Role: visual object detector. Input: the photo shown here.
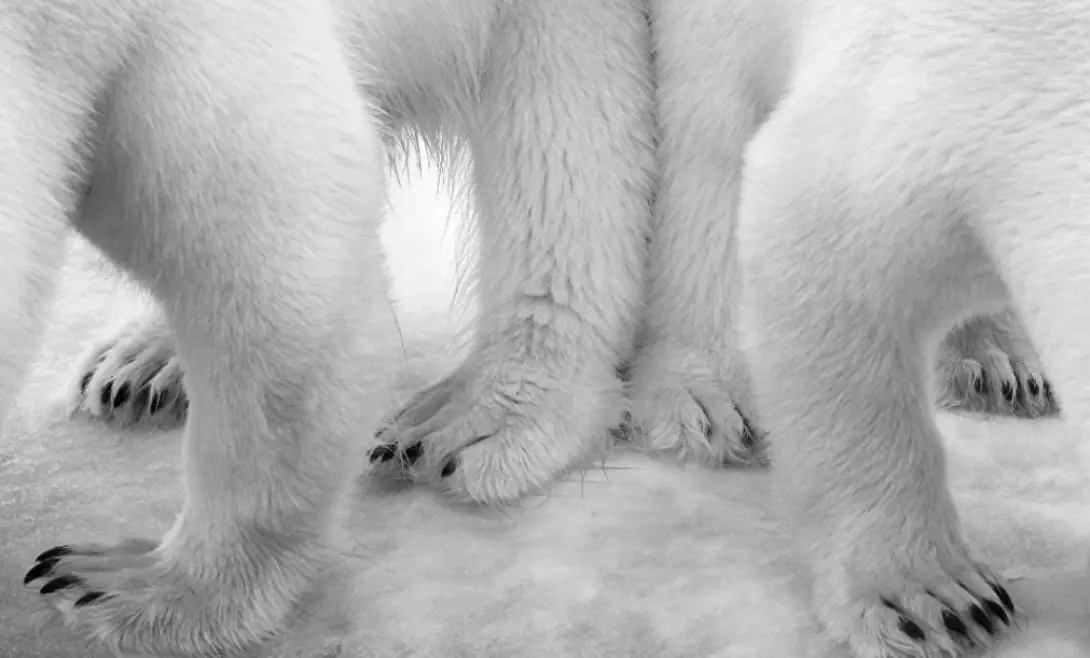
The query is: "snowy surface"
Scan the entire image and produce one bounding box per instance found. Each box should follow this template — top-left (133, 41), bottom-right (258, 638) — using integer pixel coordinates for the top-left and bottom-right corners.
top-left (3, 170), bottom-right (1090, 658)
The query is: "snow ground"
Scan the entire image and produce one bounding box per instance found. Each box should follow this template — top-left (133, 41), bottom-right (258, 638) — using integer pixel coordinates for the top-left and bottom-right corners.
top-left (2, 170), bottom-right (1090, 658)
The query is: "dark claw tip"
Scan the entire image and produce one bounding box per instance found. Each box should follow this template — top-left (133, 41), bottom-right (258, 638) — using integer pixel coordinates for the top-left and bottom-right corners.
top-left (24, 558), bottom-right (60, 585)
top-left (440, 458), bottom-right (457, 478)
top-left (898, 617), bottom-right (926, 641)
top-left (992, 583), bottom-right (1015, 613)
top-left (39, 574), bottom-right (83, 595)
top-left (1028, 378), bottom-right (1040, 396)
top-left (969, 604), bottom-right (996, 635)
top-left (79, 372), bottom-right (93, 397)
top-left (941, 609), bottom-right (969, 637)
top-left (985, 599), bottom-right (1011, 626)
top-left (1001, 381), bottom-right (1015, 402)
top-left (74, 591), bottom-right (106, 607)
top-left (35, 546), bottom-right (72, 563)
top-left (463, 434), bottom-right (493, 449)
top-left (403, 441), bottom-right (423, 463)
top-left (113, 382), bottom-right (131, 407)
top-left (368, 444), bottom-right (397, 464)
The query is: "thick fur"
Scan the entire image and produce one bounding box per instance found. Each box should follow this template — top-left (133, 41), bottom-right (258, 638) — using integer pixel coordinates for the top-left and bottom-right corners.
top-left (729, 0), bottom-right (1090, 656)
top-left (67, 0), bottom-right (658, 506)
top-left (9, 0), bottom-right (392, 655)
top-left (70, 0), bottom-right (1049, 503)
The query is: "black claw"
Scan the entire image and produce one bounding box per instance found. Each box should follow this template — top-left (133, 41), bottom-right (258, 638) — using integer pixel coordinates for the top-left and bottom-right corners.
top-left (74, 591), bottom-right (107, 607)
top-left (972, 376), bottom-right (987, 396)
top-left (113, 382), bottom-right (131, 407)
top-left (1027, 378), bottom-right (1040, 396)
top-left (991, 583), bottom-right (1015, 613)
top-left (440, 458), bottom-right (457, 478)
top-left (735, 405), bottom-right (757, 449)
top-left (984, 599), bottom-right (1010, 626)
top-left (369, 444), bottom-right (397, 464)
top-left (99, 382), bottom-right (113, 408)
top-left (1043, 380), bottom-right (1055, 404)
top-left (403, 441), bottom-right (424, 464)
top-left (24, 557), bottom-right (60, 585)
top-left (969, 604), bottom-right (995, 635)
top-left (1001, 381), bottom-right (1015, 402)
top-left (39, 574), bottom-right (83, 595)
top-left (79, 371), bottom-right (93, 397)
top-left (463, 434), bottom-right (492, 449)
top-left (942, 609), bottom-right (970, 638)
top-left (149, 391), bottom-right (165, 415)
top-left (133, 386), bottom-right (151, 415)
top-left (898, 617), bottom-right (926, 641)
top-left (35, 545), bottom-right (72, 563)
top-left (693, 399), bottom-right (714, 438)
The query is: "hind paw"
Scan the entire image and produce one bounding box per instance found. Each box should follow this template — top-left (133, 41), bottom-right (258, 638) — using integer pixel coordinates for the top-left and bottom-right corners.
top-left (67, 310), bottom-right (188, 428)
top-left (23, 532), bottom-right (318, 657)
top-left (814, 536), bottom-right (1023, 657)
top-left (624, 341), bottom-right (766, 466)
top-left (936, 313), bottom-right (1057, 418)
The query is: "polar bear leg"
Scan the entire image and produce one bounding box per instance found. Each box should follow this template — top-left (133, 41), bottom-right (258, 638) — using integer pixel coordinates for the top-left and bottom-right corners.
top-left (24, 3), bottom-right (392, 654)
top-left (737, 66), bottom-right (1021, 656)
top-left (623, 0), bottom-right (787, 468)
top-left (372, 0), bottom-right (655, 504)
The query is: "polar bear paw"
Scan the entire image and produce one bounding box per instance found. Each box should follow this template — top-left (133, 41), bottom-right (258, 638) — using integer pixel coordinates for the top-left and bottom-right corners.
top-left (935, 314), bottom-right (1057, 419)
top-left (67, 311), bottom-right (187, 429)
top-left (623, 341), bottom-right (766, 467)
top-left (368, 351), bottom-right (624, 505)
top-left (816, 544), bottom-right (1022, 658)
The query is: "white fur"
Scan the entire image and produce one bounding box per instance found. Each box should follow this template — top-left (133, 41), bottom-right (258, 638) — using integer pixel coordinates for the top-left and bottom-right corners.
top-left (67, 0), bottom-right (658, 506)
top-left (10, 0), bottom-right (659, 652)
top-left (11, 0), bottom-right (390, 655)
top-left (728, 0), bottom-right (1090, 655)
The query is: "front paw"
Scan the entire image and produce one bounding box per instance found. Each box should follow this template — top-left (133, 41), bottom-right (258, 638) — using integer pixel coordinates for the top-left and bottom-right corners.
top-left (25, 536), bottom-right (318, 656)
top-left (811, 538), bottom-right (1022, 657)
top-left (624, 341), bottom-right (766, 466)
top-left (369, 353), bottom-right (623, 504)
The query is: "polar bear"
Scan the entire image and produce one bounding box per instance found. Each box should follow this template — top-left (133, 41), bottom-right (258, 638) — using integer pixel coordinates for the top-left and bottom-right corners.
top-left (68, 0), bottom-right (657, 506)
top-left (10, 1), bottom-right (388, 656)
top-left (69, 0), bottom-right (1054, 505)
top-left (11, 0), bottom-right (653, 655)
top-left (718, 0), bottom-right (1089, 655)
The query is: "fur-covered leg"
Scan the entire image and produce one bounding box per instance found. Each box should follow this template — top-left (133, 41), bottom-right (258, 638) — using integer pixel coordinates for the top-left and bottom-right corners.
top-left (737, 75), bottom-right (1021, 658)
top-left (24, 2), bottom-right (389, 654)
top-left (371, 0), bottom-right (654, 504)
top-left (624, 0), bottom-right (778, 467)
top-left (0, 37), bottom-right (83, 428)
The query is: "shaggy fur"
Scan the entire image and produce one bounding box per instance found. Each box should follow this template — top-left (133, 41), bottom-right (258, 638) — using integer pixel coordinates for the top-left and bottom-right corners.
top-left (725, 1), bottom-right (1090, 656)
top-left (68, 0), bottom-right (1053, 512)
top-left (6, 202), bottom-right (1090, 658)
top-left (5, 1), bottom-right (657, 654)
